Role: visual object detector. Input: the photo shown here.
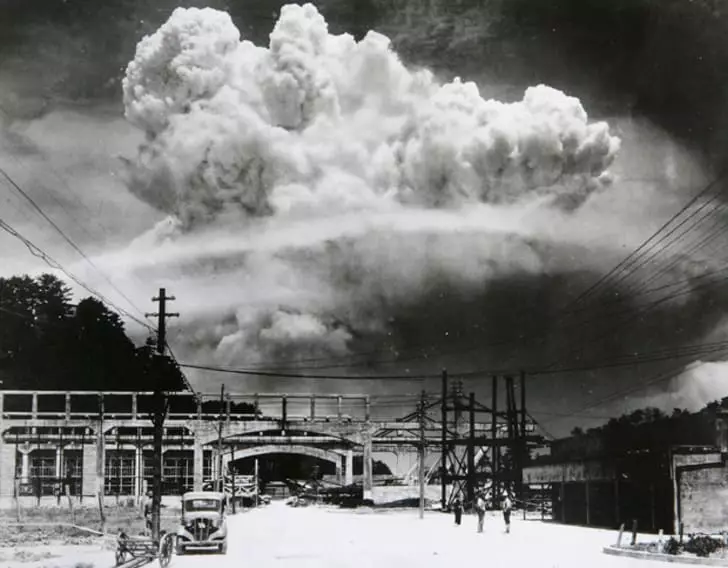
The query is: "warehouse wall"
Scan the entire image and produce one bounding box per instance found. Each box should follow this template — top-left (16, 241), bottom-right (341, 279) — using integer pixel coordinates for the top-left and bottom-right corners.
top-left (678, 462), bottom-right (728, 534)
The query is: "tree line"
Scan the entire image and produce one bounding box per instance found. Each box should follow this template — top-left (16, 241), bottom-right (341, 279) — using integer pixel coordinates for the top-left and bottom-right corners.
top-left (565, 402), bottom-right (726, 458)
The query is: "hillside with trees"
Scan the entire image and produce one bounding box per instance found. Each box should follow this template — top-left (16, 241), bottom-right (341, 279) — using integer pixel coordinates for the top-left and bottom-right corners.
top-left (0, 272), bottom-right (186, 391)
top-left (556, 402), bottom-right (726, 461)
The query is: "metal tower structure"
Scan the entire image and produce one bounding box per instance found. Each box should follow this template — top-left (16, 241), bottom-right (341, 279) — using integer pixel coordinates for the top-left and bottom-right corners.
top-left (435, 370), bottom-right (545, 511)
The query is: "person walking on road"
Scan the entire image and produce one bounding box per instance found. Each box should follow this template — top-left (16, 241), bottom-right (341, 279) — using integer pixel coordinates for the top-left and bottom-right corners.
top-left (453, 498), bottom-right (463, 526)
top-left (502, 494), bottom-right (512, 534)
top-left (143, 490), bottom-right (153, 535)
top-left (475, 492), bottom-right (486, 533)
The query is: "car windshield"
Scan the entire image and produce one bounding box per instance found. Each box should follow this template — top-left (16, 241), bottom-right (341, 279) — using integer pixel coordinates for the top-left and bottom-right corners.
top-left (184, 498), bottom-right (221, 512)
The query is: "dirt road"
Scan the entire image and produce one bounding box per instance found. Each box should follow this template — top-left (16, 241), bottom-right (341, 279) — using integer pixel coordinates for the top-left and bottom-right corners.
top-left (171, 501), bottom-right (677, 568)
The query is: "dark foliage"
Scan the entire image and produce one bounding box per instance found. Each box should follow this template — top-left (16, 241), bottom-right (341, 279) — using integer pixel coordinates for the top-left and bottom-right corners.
top-left (664, 537), bottom-right (680, 555)
top-left (555, 404), bottom-right (723, 462)
top-left (0, 273), bottom-right (187, 392)
top-left (684, 535), bottom-right (722, 558)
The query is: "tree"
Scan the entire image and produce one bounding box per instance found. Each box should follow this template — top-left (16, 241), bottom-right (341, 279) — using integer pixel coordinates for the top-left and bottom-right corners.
top-left (0, 272), bottom-right (189, 392)
top-left (0, 273), bottom-right (72, 385)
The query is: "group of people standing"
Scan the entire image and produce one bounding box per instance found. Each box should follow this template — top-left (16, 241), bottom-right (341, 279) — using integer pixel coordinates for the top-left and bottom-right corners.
top-left (452, 492), bottom-right (512, 534)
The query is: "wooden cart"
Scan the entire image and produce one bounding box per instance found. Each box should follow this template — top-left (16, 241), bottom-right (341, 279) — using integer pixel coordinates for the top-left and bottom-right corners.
top-left (115, 531), bottom-right (175, 568)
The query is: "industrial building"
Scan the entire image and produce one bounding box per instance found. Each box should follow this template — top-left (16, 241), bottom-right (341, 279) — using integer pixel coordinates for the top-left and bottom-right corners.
top-left (523, 413), bottom-right (728, 534)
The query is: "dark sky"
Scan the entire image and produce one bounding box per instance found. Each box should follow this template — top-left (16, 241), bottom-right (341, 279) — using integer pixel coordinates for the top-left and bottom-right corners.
top-left (2, 0), bottom-right (728, 437)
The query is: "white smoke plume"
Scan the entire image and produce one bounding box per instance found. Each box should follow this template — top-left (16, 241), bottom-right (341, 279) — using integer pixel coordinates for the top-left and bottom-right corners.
top-left (117, 3), bottom-right (622, 369)
top-left (625, 361), bottom-right (728, 415)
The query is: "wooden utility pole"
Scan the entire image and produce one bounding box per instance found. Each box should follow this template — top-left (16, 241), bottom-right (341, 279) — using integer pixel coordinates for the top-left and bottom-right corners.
top-left (231, 445), bottom-right (236, 514)
top-left (520, 371), bottom-right (527, 517)
top-left (491, 376), bottom-right (499, 509)
top-left (254, 459), bottom-right (259, 508)
top-left (419, 390), bottom-right (426, 520)
top-left (217, 384), bottom-right (225, 493)
top-left (145, 288), bottom-right (178, 543)
top-left (440, 369), bottom-right (448, 511)
top-left (467, 392), bottom-right (476, 505)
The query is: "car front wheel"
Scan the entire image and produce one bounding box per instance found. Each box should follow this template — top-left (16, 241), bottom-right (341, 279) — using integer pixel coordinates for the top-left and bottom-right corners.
top-left (219, 542), bottom-right (227, 555)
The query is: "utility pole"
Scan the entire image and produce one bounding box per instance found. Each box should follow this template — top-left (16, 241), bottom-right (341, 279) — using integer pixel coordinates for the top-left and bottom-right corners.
top-left (230, 445), bottom-right (236, 514)
top-left (491, 376), bottom-right (499, 510)
top-left (440, 369), bottom-right (448, 511)
top-left (467, 392), bottom-right (476, 505)
top-left (217, 384), bottom-right (225, 493)
top-left (254, 459), bottom-right (259, 508)
top-left (145, 288), bottom-right (179, 543)
top-left (419, 390), bottom-right (427, 520)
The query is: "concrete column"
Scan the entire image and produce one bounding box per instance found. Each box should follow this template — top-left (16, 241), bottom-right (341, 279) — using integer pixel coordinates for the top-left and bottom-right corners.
top-left (131, 394), bottom-right (138, 421)
top-left (192, 437), bottom-right (205, 491)
top-left (221, 452), bottom-right (232, 475)
top-left (55, 446), bottom-right (63, 479)
top-left (345, 449), bottom-right (353, 486)
top-left (310, 397), bottom-right (316, 421)
top-left (96, 423), bottom-right (105, 502)
top-left (337, 397), bottom-right (342, 421)
top-left (82, 439), bottom-right (98, 498)
top-left (20, 449), bottom-right (30, 482)
top-left (364, 396), bottom-right (370, 422)
top-left (0, 392), bottom-right (7, 499)
top-left (585, 480), bottom-right (591, 526)
top-left (0, 432), bottom-right (15, 499)
top-left (336, 456), bottom-right (343, 484)
top-left (31, 392), bottom-right (38, 420)
top-left (363, 429), bottom-right (373, 501)
top-left (134, 445), bottom-right (142, 499)
top-left (65, 393), bottom-right (71, 420)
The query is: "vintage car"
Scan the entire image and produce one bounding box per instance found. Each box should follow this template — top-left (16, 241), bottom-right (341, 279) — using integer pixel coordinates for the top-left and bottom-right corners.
top-left (176, 491), bottom-right (228, 555)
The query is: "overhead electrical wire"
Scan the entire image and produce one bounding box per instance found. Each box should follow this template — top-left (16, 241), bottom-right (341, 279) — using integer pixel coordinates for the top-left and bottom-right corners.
top-left (0, 216), bottom-right (154, 332)
top-left (178, 338), bottom-right (728, 381)
top-left (534, 343), bottom-right (728, 434)
top-left (0, 134), bottom-right (197, 394)
top-left (557, 168), bottom-right (728, 314)
top-left (188, 172), bottom-right (728, 375)
top-left (0, 166), bottom-right (153, 328)
top-left (520, 172), bottom-right (728, 375)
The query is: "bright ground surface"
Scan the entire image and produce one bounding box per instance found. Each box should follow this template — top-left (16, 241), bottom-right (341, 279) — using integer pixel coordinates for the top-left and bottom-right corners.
top-left (6, 503), bottom-right (683, 568)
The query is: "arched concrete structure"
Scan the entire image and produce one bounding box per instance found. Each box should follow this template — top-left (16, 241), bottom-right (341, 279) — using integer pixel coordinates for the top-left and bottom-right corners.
top-left (229, 444), bottom-right (342, 466)
top-left (224, 444), bottom-right (347, 484)
top-left (196, 422), bottom-right (365, 447)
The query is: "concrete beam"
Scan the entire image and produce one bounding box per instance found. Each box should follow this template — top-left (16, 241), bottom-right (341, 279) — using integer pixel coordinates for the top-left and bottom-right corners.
top-left (232, 444), bottom-right (342, 466)
top-left (345, 449), bottom-right (353, 486)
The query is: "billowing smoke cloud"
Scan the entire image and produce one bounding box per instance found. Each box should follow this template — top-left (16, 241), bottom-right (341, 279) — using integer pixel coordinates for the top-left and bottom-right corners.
top-left (116, 3), bottom-right (622, 369)
top-left (622, 361), bottom-right (728, 415)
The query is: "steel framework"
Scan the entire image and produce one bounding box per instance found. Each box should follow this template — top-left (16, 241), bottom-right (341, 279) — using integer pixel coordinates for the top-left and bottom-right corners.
top-left (369, 370), bottom-right (546, 512)
top-left (435, 371), bottom-right (544, 511)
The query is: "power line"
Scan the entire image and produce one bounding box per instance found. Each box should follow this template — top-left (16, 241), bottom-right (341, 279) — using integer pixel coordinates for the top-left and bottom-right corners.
top-left (179, 362), bottom-right (438, 381)
top-left (0, 216), bottom-right (154, 332)
top-left (0, 166), bottom-right (154, 327)
top-left (195, 173), bottom-right (728, 375)
top-left (559, 169), bottom-right (728, 313)
top-left (539, 346), bottom-right (728, 431)
top-left (179, 339), bottom-right (728, 381)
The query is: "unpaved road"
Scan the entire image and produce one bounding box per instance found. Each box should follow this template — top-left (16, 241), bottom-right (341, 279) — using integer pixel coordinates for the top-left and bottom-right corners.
top-left (171, 502), bottom-right (677, 568)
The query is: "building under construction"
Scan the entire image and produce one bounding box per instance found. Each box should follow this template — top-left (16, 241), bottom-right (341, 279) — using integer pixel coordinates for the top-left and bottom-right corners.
top-left (0, 371), bottom-right (546, 510)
